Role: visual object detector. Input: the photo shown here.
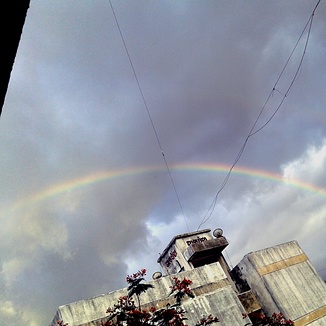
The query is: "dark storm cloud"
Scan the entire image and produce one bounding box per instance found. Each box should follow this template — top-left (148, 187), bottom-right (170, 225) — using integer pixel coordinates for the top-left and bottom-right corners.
top-left (0, 1), bottom-right (326, 324)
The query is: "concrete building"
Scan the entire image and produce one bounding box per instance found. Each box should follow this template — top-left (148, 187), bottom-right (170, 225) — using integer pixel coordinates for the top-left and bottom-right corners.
top-left (231, 241), bottom-right (326, 325)
top-left (50, 229), bottom-right (326, 325)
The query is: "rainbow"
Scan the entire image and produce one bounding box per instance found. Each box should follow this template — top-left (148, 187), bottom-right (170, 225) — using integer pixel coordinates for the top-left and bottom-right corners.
top-left (3, 163), bottom-right (326, 215)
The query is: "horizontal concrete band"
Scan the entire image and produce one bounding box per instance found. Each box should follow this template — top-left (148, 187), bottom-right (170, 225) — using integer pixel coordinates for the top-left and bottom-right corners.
top-left (256, 253), bottom-right (308, 276)
top-left (294, 305), bottom-right (326, 326)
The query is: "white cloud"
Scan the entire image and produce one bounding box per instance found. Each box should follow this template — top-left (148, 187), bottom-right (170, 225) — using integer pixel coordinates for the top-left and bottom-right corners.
top-left (283, 141), bottom-right (326, 183)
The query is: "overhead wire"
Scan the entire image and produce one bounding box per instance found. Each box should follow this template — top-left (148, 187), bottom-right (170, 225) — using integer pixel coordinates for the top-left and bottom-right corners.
top-left (317, 267), bottom-right (326, 273)
top-left (109, 1), bottom-right (189, 231)
top-left (197, 0), bottom-right (321, 230)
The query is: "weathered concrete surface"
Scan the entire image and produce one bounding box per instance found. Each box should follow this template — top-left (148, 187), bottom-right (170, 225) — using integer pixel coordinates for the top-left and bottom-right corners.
top-left (183, 288), bottom-right (251, 326)
top-left (235, 241), bottom-right (326, 325)
top-left (184, 236), bottom-right (229, 262)
top-left (50, 262), bottom-right (250, 326)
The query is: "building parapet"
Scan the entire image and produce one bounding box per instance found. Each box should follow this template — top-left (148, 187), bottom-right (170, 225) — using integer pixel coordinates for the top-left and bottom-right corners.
top-left (184, 236), bottom-right (229, 264)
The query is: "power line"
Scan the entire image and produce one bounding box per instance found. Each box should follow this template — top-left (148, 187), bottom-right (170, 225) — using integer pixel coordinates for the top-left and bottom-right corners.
top-left (197, 0), bottom-right (321, 230)
top-left (109, 1), bottom-right (189, 231)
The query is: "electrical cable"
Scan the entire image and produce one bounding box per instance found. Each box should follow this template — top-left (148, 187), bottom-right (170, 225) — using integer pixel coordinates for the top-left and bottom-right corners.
top-left (109, 1), bottom-right (189, 231)
top-left (197, 0), bottom-right (321, 230)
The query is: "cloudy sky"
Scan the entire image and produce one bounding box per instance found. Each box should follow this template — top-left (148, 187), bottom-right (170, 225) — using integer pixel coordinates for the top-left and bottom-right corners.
top-left (1, 1), bottom-right (326, 325)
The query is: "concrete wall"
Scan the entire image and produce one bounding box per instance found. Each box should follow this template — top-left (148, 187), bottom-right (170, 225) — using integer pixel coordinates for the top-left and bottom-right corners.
top-left (235, 241), bottom-right (326, 325)
top-left (183, 288), bottom-right (250, 326)
top-left (50, 262), bottom-right (251, 326)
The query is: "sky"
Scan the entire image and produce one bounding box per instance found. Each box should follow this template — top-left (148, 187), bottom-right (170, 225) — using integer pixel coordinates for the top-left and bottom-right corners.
top-left (0, 1), bottom-right (326, 325)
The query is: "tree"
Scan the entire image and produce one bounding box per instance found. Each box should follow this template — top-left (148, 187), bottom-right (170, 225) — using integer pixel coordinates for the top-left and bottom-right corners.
top-left (101, 269), bottom-right (218, 326)
top-left (249, 312), bottom-right (294, 326)
top-left (126, 268), bottom-right (154, 310)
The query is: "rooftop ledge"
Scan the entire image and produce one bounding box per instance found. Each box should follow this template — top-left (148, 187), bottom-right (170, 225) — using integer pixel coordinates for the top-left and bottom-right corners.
top-left (184, 236), bottom-right (229, 262)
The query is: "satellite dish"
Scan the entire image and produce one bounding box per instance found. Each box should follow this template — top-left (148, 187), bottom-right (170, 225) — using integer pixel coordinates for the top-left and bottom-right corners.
top-left (152, 271), bottom-right (162, 280)
top-left (213, 228), bottom-right (223, 238)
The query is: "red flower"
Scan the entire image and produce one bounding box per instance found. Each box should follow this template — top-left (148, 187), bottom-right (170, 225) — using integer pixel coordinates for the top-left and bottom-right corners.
top-left (126, 268), bottom-right (147, 284)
